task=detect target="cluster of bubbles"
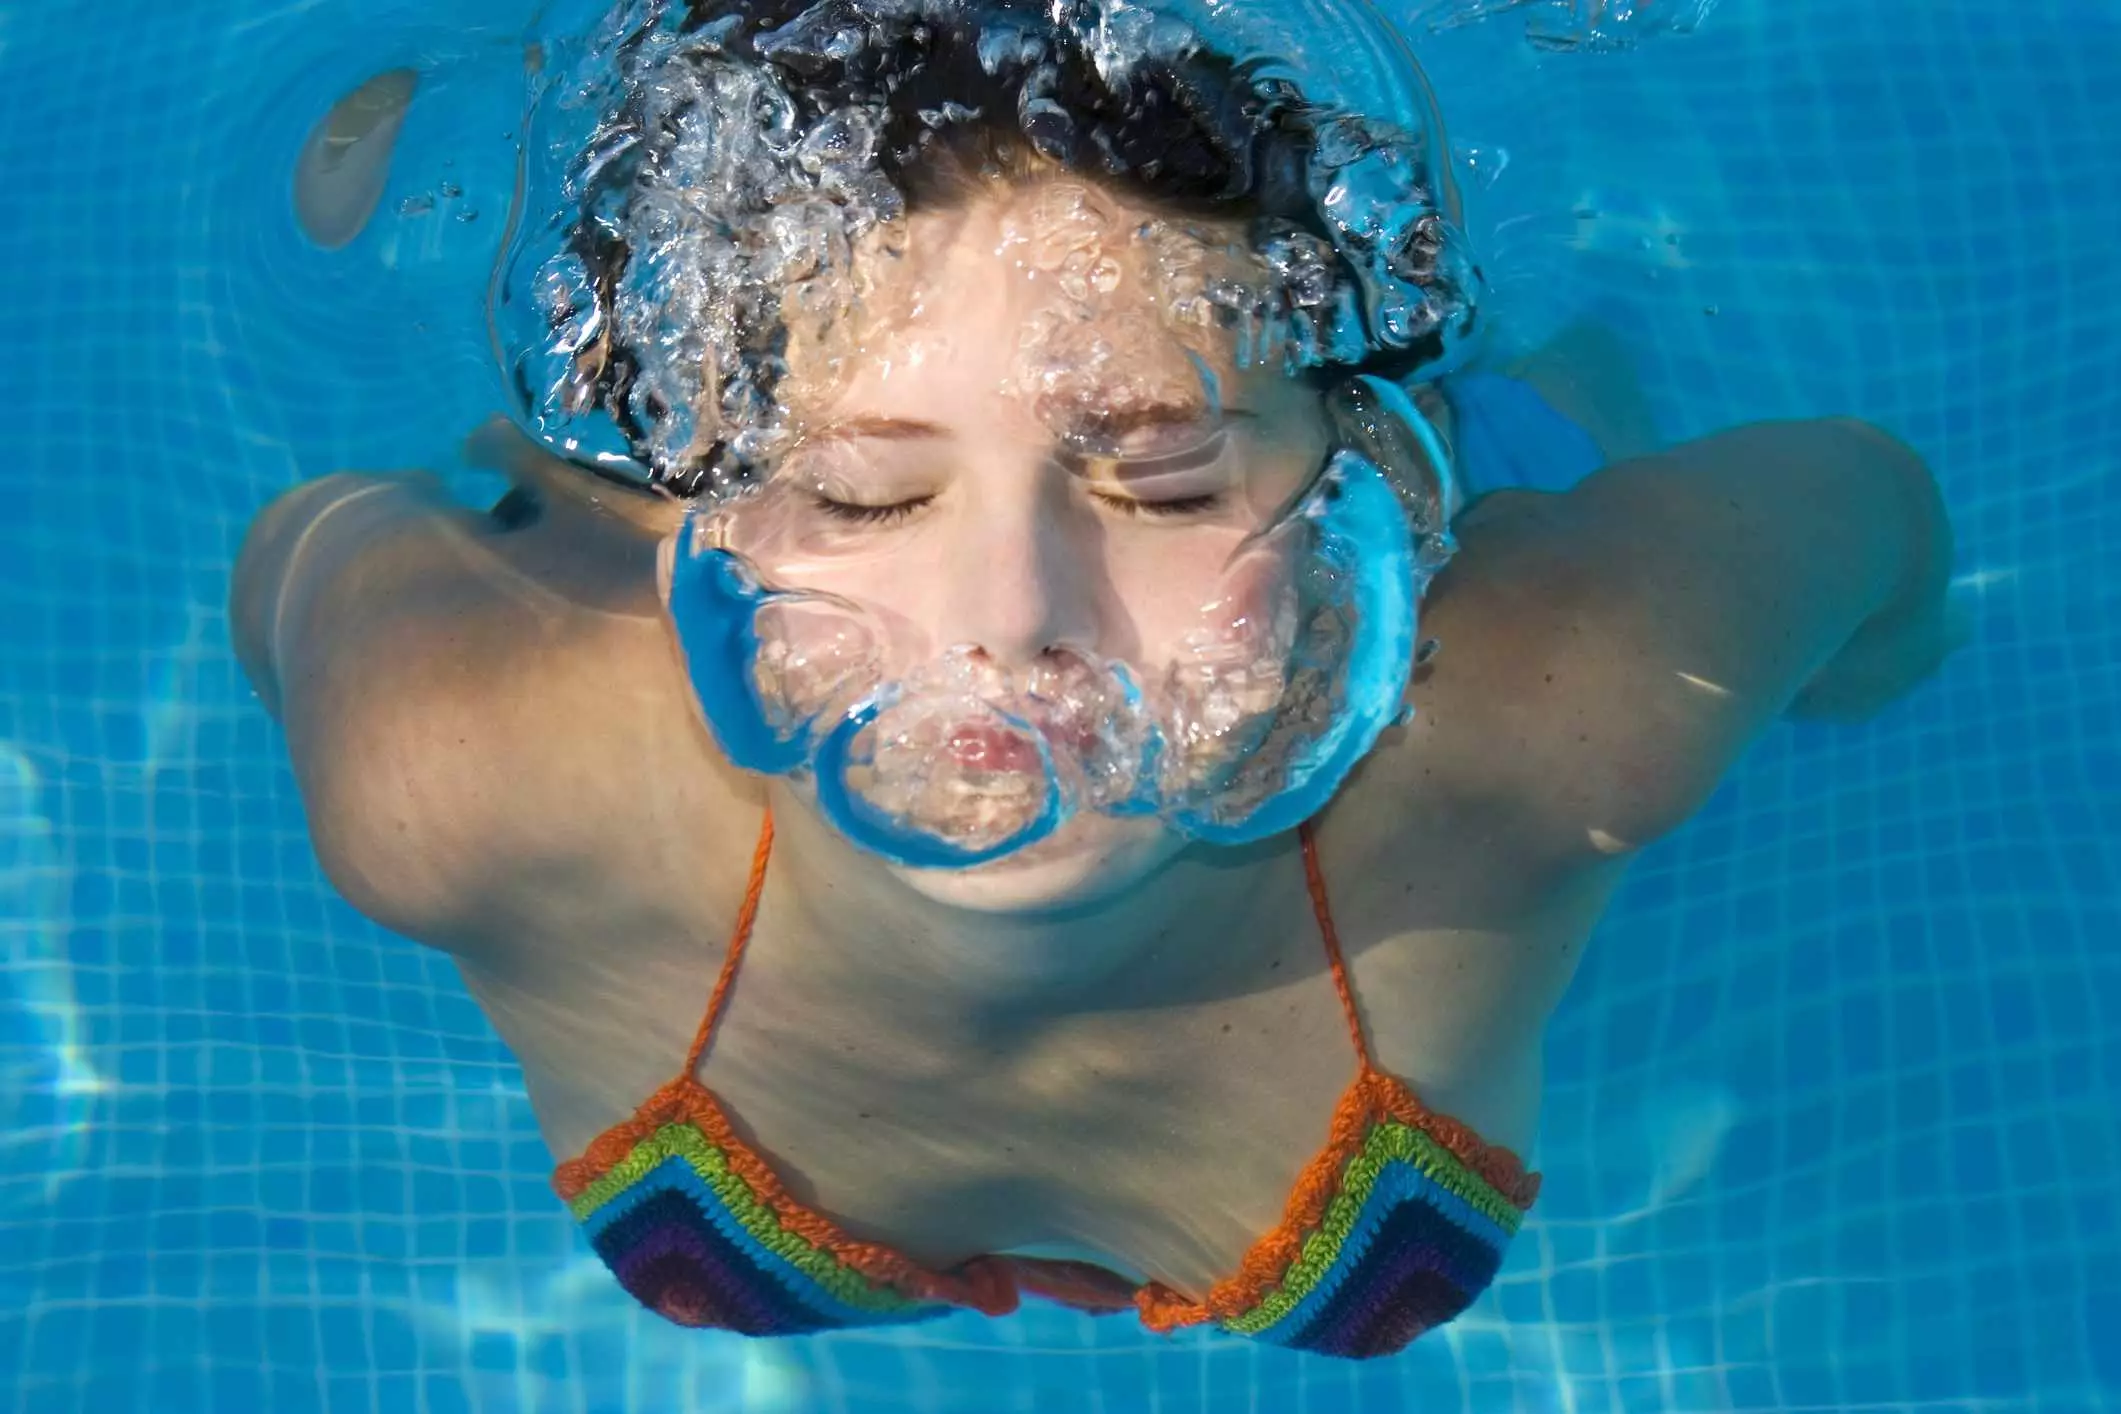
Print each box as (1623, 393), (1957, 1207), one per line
(494, 0), (1485, 496)
(666, 374), (1452, 863)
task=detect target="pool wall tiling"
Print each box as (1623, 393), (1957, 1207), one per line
(1, 1), (2116, 1411)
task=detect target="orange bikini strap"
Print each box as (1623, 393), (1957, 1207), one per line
(1298, 820), (1377, 1074)
(683, 809), (777, 1076)
(683, 815), (1366, 1077)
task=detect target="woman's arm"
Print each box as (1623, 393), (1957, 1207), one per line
(1413, 417), (1957, 855)
(230, 469), (514, 944)
(230, 470), (449, 721)
(228, 431), (721, 955)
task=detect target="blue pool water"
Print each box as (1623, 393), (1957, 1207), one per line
(2, 0), (2117, 1410)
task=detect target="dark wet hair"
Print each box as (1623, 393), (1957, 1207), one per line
(559, 0), (1456, 494)
(724, 0), (1316, 209)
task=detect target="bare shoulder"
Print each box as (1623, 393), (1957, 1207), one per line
(1376, 417), (1953, 867)
(230, 448), (754, 956)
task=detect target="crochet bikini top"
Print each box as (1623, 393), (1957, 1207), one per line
(552, 814), (1540, 1360)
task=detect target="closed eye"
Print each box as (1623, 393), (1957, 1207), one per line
(808, 493), (935, 525)
(1091, 491), (1227, 518)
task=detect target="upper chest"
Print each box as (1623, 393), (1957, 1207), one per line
(443, 599), (1604, 1286)
(487, 824), (1589, 1295)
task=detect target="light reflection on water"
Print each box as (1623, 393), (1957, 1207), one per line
(0, 746), (106, 1202)
(1, 0), (2115, 1408)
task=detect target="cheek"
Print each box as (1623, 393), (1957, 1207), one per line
(1108, 529), (1285, 661)
(765, 523), (1291, 669)
(753, 554), (940, 673)
(779, 553), (899, 604)
(1203, 542), (1302, 658)
(752, 600), (885, 717)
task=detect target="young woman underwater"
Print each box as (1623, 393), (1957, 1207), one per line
(239, 0), (1957, 1358)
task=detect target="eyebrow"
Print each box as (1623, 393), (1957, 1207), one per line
(1061, 401), (1229, 438)
(807, 414), (950, 442)
(807, 404), (1255, 446)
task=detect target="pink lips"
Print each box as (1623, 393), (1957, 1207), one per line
(944, 720), (1047, 775)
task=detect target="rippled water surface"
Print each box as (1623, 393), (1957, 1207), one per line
(2, 1), (2116, 1411)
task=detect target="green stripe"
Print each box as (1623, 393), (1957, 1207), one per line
(569, 1124), (926, 1316)
(1380, 1123), (1527, 1228)
(1221, 1121), (1524, 1336)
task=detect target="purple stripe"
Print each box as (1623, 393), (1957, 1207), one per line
(1313, 1248), (1457, 1346)
(614, 1215), (822, 1335)
(594, 1182), (842, 1333)
(1289, 1199), (1502, 1356)
(1324, 1268), (1470, 1359)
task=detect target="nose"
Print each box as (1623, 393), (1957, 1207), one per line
(939, 458), (1103, 668)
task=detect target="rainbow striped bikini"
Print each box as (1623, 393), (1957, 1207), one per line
(553, 815), (1539, 1359)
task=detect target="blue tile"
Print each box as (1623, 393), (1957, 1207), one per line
(3, 2), (2120, 1412)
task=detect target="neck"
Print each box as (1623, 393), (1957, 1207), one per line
(754, 792), (1302, 1036)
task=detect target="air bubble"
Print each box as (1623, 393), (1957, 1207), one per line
(495, 0), (1481, 493)
(1453, 141), (1509, 190)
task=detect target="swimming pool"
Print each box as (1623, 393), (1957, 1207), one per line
(2, 0), (2116, 1408)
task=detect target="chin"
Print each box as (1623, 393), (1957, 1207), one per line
(888, 812), (1186, 916)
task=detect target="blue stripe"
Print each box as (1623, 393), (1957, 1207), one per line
(1246, 1159), (1512, 1342)
(1285, 1190), (1505, 1354)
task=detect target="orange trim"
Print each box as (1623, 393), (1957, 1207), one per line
(684, 810), (776, 1076)
(553, 1073), (1021, 1317)
(1291, 818), (1537, 1204)
(559, 807), (1019, 1315)
(1138, 827), (1540, 1332)
(554, 808), (1539, 1335)
(1298, 821), (1376, 1073)
(1134, 1067), (1540, 1332)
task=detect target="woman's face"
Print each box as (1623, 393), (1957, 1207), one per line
(699, 179), (1334, 913)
